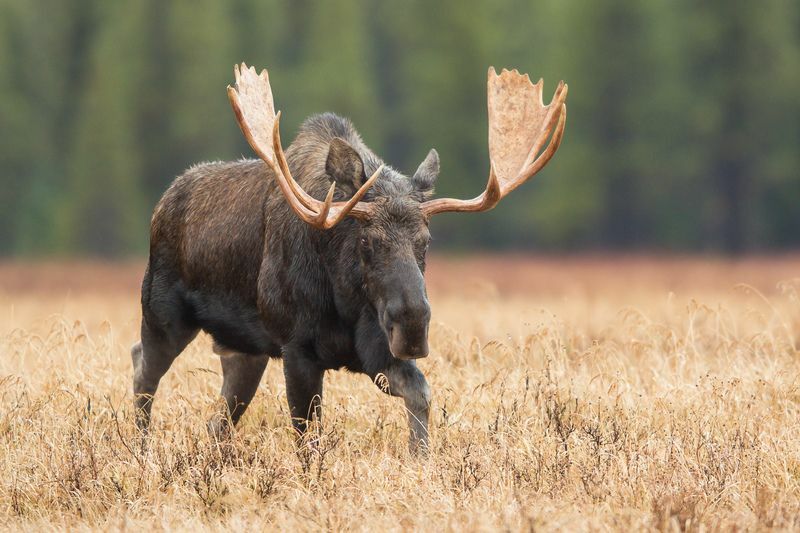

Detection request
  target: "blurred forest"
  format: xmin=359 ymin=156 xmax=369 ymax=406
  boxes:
xmin=0 ymin=0 xmax=798 ymax=256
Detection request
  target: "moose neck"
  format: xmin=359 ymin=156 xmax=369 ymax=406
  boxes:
xmin=303 ymin=220 xmax=370 ymax=325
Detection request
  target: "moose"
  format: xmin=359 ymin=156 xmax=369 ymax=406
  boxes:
xmin=132 ymin=64 xmax=567 ymax=452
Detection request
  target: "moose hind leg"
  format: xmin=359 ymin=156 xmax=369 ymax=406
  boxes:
xmin=133 ymin=319 xmax=197 ymax=432
xmin=208 ymin=349 xmax=269 ymax=439
xmin=375 ymin=360 xmax=431 ymax=453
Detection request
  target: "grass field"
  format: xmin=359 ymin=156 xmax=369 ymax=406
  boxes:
xmin=1 ymin=255 xmax=799 ymax=531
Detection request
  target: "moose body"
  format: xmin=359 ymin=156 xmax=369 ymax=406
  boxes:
xmin=134 ymin=113 xmax=436 ymax=449
xmin=132 ymin=64 xmax=567 ymax=453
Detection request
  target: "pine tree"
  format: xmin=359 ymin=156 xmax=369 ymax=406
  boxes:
xmin=283 ymin=0 xmax=381 ymax=147
xmin=163 ymin=1 xmax=238 ymax=173
xmin=58 ymin=1 xmax=149 ymax=255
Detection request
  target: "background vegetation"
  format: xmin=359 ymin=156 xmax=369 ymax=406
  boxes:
xmin=1 ymin=0 xmax=798 ymax=256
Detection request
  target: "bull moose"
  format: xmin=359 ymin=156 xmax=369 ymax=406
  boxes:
xmin=132 ymin=64 xmax=567 ymax=452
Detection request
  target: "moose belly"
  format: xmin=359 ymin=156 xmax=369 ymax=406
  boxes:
xmin=184 ymin=289 xmax=280 ymax=356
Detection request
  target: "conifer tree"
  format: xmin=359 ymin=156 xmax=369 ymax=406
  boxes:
xmin=58 ymin=1 xmax=149 ymax=255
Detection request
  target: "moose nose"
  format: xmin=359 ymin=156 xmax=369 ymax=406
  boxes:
xmin=386 ymin=297 xmax=431 ymax=326
xmin=385 ymin=298 xmax=431 ymax=360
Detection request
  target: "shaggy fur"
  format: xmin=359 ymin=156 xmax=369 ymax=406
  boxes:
xmin=133 ymin=113 xmax=439 ymax=451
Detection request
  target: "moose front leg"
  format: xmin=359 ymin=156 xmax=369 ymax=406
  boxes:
xmin=282 ymin=348 xmax=324 ymax=438
xmin=375 ymin=360 xmax=431 ymax=453
xmin=208 ymin=351 xmax=269 ymax=440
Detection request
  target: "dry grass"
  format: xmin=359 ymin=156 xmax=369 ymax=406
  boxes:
xmin=1 ymin=255 xmax=799 ymax=531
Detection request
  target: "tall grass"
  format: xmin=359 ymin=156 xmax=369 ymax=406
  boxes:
xmin=1 ymin=258 xmax=799 ymax=530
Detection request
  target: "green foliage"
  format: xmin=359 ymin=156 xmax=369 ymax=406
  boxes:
xmin=0 ymin=0 xmax=798 ymax=255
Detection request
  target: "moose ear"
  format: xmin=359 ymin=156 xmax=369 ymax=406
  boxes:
xmin=412 ymin=148 xmax=439 ymax=197
xmin=326 ymin=138 xmax=366 ymax=191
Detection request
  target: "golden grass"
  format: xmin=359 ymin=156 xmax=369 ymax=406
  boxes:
xmin=1 ymin=256 xmax=799 ymax=531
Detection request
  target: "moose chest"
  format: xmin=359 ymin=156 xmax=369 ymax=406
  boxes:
xmin=310 ymin=322 xmax=362 ymax=371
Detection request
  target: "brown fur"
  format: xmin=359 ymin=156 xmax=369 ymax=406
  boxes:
xmin=135 ymin=112 xmax=439 ymax=451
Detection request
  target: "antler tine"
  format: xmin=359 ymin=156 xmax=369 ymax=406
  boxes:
xmin=421 ymin=69 xmax=568 ymax=216
xmin=323 ymin=164 xmax=384 ymax=225
xmin=521 ymin=81 xmax=568 ymax=172
xmin=313 ymin=183 xmax=336 ymax=227
xmin=271 ymin=111 xmax=384 ymax=224
xmin=272 ymin=111 xmax=318 ymax=211
xmin=228 ymin=64 xmax=381 ymax=229
xmin=518 ymin=102 xmax=567 ymax=186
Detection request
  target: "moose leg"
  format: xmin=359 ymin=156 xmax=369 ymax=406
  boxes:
xmin=283 ymin=350 xmax=324 ymax=437
xmin=374 ymin=360 xmax=431 ymax=453
xmin=208 ymin=351 xmax=269 ymax=439
xmin=132 ymin=318 xmax=198 ymax=432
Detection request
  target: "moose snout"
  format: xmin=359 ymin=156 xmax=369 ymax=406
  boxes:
xmin=385 ymin=299 xmax=431 ymax=360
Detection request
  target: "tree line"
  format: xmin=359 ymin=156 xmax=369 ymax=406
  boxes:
xmin=0 ymin=0 xmax=798 ymax=256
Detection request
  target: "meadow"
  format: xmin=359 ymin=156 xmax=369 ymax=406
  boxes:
xmin=1 ymin=256 xmax=799 ymax=531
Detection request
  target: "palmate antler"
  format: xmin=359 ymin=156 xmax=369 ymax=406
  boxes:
xmin=420 ymin=68 xmax=568 ymax=215
xmin=227 ymin=63 xmax=383 ymax=229
xmin=228 ymin=64 xmax=567 ymax=227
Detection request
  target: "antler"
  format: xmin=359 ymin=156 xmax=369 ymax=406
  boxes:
xmin=227 ymin=63 xmax=382 ymax=229
xmin=421 ymin=68 xmax=568 ymax=216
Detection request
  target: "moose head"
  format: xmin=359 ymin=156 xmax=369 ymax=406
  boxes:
xmin=227 ymin=64 xmax=567 ymax=360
